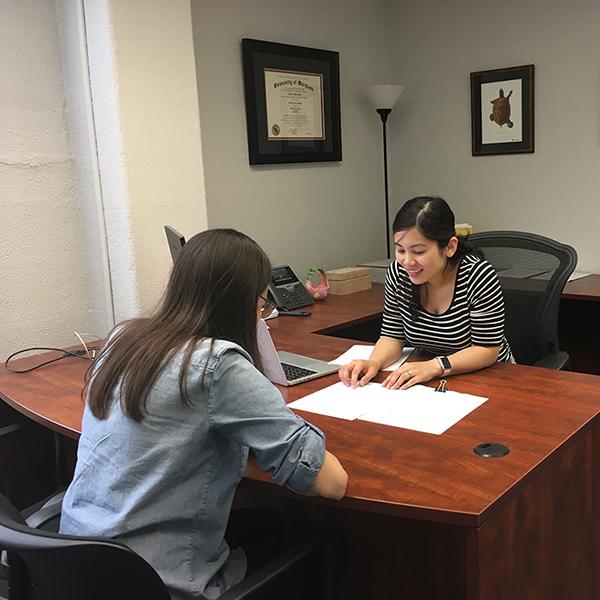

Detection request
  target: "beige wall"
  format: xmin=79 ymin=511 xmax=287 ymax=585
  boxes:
xmin=0 ymin=0 xmax=93 ymax=358
xmin=191 ymin=0 xmax=393 ymax=279
xmin=4 ymin=0 xmax=600 ymax=363
xmin=388 ymin=0 xmax=600 ymax=272
xmin=0 ymin=0 xmax=208 ymax=360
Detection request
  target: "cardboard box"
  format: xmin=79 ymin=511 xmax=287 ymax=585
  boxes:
xmin=356 ymin=259 xmax=392 ymax=285
xmin=326 ymin=267 xmax=372 ymax=295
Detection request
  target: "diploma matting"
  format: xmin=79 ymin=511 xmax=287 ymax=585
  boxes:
xmin=264 ymin=69 xmax=325 ymax=140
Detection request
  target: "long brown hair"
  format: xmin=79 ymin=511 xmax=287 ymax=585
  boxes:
xmin=86 ymin=228 xmax=272 ymax=421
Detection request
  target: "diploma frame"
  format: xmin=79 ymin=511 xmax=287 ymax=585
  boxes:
xmin=242 ymin=38 xmax=342 ymax=165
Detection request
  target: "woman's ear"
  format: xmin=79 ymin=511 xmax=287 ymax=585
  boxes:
xmin=445 ymin=236 xmax=459 ymax=258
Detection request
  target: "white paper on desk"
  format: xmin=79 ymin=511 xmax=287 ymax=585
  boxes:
xmin=329 ymin=345 xmax=414 ymax=371
xmin=287 ymin=381 xmax=377 ymax=420
xmin=288 ymin=381 xmax=487 ymax=434
xmin=359 ymin=385 xmax=488 ymax=435
xmin=568 ymin=271 xmax=591 ymax=282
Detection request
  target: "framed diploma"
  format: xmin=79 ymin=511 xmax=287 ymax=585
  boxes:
xmin=242 ymin=38 xmax=342 ymax=165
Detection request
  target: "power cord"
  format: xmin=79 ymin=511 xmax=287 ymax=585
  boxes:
xmin=73 ymin=331 xmax=102 ymax=359
xmin=5 ymin=346 xmax=99 ymax=374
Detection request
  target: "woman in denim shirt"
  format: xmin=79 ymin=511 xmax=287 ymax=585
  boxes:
xmin=60 ymin=229 xmax=348 ymax=600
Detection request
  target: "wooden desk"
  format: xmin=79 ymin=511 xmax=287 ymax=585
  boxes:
xmin=560 ymin=274 xmax=600 ymax=374
xmin=2 ymin=287 xmax=600 ymax=598
xmin=563 ymin=273 xmax=600 ymax=302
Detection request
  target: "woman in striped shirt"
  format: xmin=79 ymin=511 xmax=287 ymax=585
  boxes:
xmin=339 ymin=196 xmax=514 ymax=390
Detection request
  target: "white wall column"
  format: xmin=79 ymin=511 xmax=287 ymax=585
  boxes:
xmin=59 ymin=0 xmax=209 ymax=328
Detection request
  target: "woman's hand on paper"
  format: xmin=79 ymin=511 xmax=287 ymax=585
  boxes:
xmin=338 ymin=359 xmax=380 ymax=388
xmin=381 ymin=359 xmax=441 ymax=390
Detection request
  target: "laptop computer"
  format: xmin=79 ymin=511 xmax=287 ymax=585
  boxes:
xmin=257 ymin=319 xmax=339 ymax=386
xmin=164 ymin=225 xmax=186 ymax=262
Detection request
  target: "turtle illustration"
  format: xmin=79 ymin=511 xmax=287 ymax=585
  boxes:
xmin=490 ymin=88 xmax=513 ymax=128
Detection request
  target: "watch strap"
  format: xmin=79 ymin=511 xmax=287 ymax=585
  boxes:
xmin=436 ymin=356 xmax=452 ymax=376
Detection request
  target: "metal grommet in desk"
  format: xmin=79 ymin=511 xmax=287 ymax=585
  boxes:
xmin=473 ymin=442 xmax=510 ymax=458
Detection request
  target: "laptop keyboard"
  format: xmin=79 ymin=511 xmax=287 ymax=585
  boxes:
xmin=281 ymin=363 xmax=317 ymax=381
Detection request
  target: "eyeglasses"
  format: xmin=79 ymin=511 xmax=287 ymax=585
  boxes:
xmin=259 ymin=295 xmax=277 ymax=319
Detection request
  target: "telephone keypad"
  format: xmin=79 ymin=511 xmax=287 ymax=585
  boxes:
xmin=278 ymin=284 xmax=313 ymax=309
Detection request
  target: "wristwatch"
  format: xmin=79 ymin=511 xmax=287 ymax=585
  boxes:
xmin=436 ymin=356 xmax=452 ymax=377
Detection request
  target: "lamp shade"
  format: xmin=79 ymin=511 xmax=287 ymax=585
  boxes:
xmin=366 ymin=84 xmax=404 ymax=109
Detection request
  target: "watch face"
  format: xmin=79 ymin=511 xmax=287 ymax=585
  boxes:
xmin=440 ymin=356 xmax=452 ymax=370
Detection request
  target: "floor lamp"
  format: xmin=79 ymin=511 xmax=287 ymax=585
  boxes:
xmin=367 ymin=85 xmax=404 ymax=259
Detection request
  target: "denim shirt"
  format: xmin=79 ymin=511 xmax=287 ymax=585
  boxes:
xmin=60 ymin=339 xmax=325 ymax=600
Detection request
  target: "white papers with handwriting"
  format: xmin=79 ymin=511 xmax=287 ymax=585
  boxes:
xmin=288 ymin=382 xmax=487 ymax=435
xmin=329 ymin=345 xmax=414 ymax=370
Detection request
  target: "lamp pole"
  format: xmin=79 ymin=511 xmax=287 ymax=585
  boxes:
xmin=366 ymin=84 xmax=404 ymax=261
xmin=377 ymin=108 xmax=392 ymax=259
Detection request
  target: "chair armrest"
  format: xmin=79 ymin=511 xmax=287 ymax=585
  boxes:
xmin=25 ymin=490 xmax=65 ymax=529
xmin=533 ymin=351 xmax=570 ymax=370
xmin=1 ymin=490 xmax=65 ymax=595
xmin=219 ymin=536 xmax=322 ymax=600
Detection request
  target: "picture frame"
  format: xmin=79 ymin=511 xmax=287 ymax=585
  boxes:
xmin=470 ymin=65 xmax=534 ymax=156
xmin=241 ymin=38 xmax=342 ymax=165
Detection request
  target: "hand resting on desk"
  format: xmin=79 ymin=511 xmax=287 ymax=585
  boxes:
xmin=380 ymin=360 xmax=442 ymax=390
xmin=339 ymin=336 xmax=427 ymax=388
xmin=339 ymin=357 xmax=442 ymax=391
xmin=339 ymin=336 xmax=501 ymax=390
xmin=338 ymin=359 xmax=381 ymax=388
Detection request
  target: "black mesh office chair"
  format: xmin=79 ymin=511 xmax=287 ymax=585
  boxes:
xmin=470 ymin=231 xmax=577 ymax=369
xmin=0 ymin=493 xmax=329 ymax=600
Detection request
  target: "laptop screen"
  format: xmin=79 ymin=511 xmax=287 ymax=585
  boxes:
xmin=164 ymin=225 xmax=186 ymax=262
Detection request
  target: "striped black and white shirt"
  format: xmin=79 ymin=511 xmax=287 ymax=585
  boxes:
xmin=381 ymin=254 xmax=514 ymax=362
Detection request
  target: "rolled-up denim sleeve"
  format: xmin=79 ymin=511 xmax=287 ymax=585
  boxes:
xmin=206 ymin=350 xmax=325 ymax=494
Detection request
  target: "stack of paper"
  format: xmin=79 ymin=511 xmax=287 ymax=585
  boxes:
xmin=288 ymin=382 xmax=487 ymax=435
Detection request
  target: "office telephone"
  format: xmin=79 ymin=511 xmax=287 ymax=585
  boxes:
xmin=268 ymin=265 xmax=315 ymax=311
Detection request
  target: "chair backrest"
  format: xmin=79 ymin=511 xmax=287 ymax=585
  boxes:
xmin=0 ymin=494 xmax=170 ymax=600
xmin=469 ymin=231 xmax=577 ymax=365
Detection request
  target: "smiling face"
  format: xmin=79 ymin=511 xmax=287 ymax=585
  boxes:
xmin=394 ymin=227 xmax=458 ymax=286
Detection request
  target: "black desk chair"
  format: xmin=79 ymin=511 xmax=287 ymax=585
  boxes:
xmin=0 ymin=493 xmax=329 ymax=600
xmin=0 ymin=401 xmax=61 ymax=512
xmin=470 ymin=230 xmax=577 ymax=369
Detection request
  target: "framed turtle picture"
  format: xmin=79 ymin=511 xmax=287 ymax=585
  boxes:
xmin=470 ymin=65 xmax=534 ymax=156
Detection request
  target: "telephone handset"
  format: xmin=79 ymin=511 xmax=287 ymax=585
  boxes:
xmin=268 ymin=265 xmax=314 ymax=311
